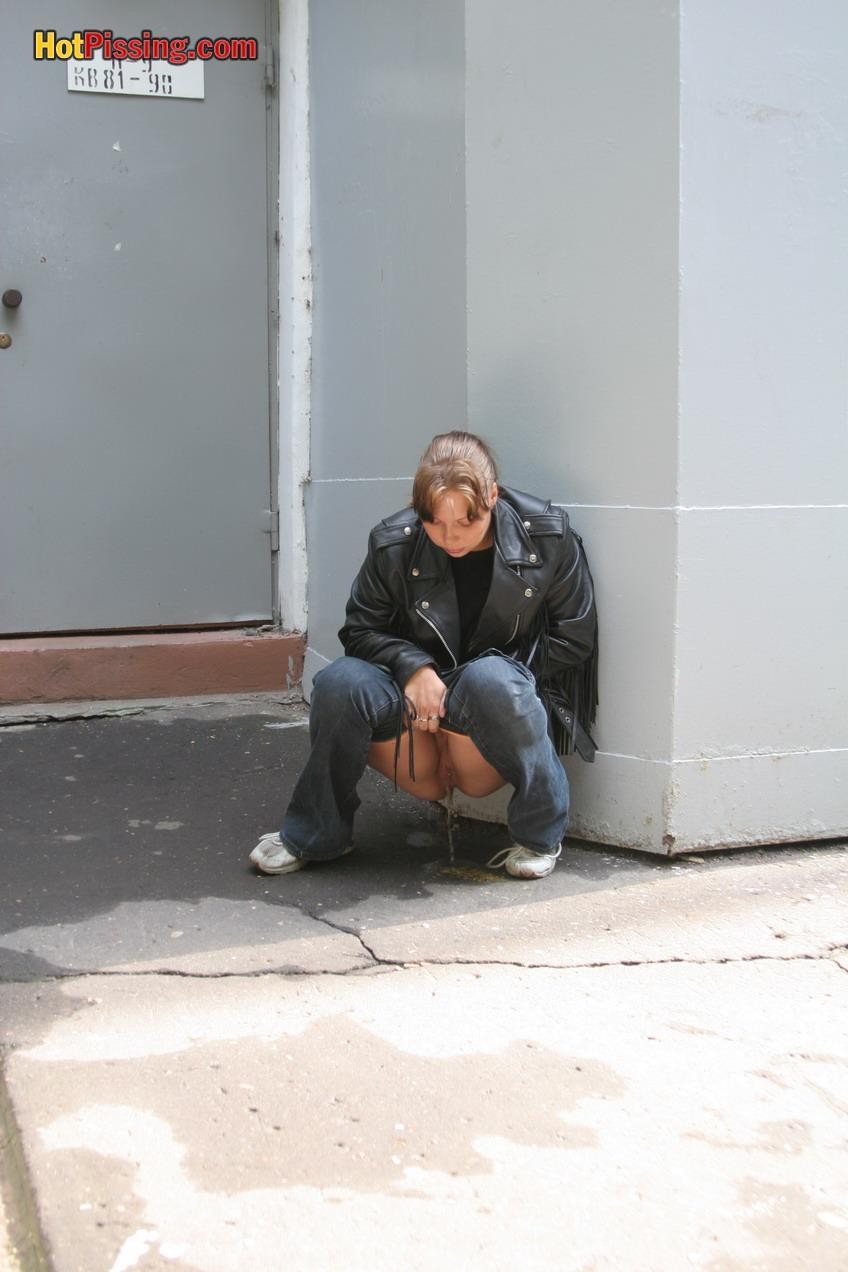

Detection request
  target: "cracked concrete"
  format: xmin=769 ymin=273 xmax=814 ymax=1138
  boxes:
xmin=2 ymin=955 xmax=847 ymax=1272
xmin=0 ymin=898 xmax=371 ymax=980
xmin=1 ymin=700 xmax=846 ymax=1269
xmin=306 ymin=899 xmax=848 ymax=974
xmin=318 ymin=847 xmax=848 ymax=971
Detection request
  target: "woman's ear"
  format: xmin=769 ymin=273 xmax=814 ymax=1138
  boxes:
xmin=489 ymin=483 xmax=499 ymax=507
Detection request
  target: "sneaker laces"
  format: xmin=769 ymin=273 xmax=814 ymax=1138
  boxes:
xmin=487 ymin=844 xmax=562 ymax=869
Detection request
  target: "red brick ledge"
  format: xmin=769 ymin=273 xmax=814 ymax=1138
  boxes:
xmin=0 ymin=630 xmax=305 ymax=705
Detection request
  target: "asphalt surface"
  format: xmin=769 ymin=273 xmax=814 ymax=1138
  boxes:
xmin=0 ymin=694 xmax=683 ymax=983
xmin=1 ymin=695 xmax=846 ymax=1271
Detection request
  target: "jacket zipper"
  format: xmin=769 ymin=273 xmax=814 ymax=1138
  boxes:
xmin=417 ymin=606 xmax=458 ymax=669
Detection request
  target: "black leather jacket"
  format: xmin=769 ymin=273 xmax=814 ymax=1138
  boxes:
xmin=339 ymin=485 xmax=598 ymax=759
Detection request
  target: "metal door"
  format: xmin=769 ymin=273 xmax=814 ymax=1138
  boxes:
xmin=0 ymin=0 xmax=276 ymax=633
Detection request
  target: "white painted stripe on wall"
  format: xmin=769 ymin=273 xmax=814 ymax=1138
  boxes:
xmin=599 ymin=746 xmax=848 ymax=765
xmin=310 ymin=476 xmax=413 ymax=484
xmin=559 ymin=503 xmax=848 ymax=512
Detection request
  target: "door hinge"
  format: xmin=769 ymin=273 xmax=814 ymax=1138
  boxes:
xmin=265 ymin=509 xmax=280 ymax=553
xmin=264 ymin=44 xmax=276 ymax=90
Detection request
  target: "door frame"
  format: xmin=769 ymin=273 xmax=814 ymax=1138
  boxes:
xmin=276 ymin=0 xmax=311 ymax=635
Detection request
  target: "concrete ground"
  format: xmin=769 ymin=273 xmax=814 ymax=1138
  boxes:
xmin=0 ymin=694 xmax=846 ymax=1271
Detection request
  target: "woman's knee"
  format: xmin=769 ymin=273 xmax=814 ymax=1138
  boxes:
xmin=452 ymin=656 xmax=539 ymax=717
xmin=312 ymin=657 xmax=396 ymax=719
xmin=313 ymin=656 xmax=376 ymax=695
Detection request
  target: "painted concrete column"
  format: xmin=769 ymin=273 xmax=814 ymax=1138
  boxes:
xmin=465 ymin=0 xmax=682 ymax=850
xmin=300 ymin=0 xmax=847 ymax=852
xmin=669 ymin=0 xmax=848 ymax=848
xmin=464 ymin=0 xmax=847 ymax=851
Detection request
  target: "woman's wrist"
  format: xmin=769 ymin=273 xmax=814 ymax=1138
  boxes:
xmin=403 ymin=663 xmax=440 ymax=690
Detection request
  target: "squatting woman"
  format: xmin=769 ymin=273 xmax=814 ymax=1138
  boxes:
xmin=250 ymin=431 xmax=598 ymax=880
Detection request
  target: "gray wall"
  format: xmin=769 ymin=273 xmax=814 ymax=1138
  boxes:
xmin=303 ymin=0 xmax=847 ymax=852
xmin=670 ymin=0 xmax=848 ymax=846
xmin=304 ymin=0 xmax=466 ymax=685
xmin=465 ymin=0 xmax=681 ymax=847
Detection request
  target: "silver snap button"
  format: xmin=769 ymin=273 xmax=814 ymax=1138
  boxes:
xmin=403 ymin=525 xmax=412 ymax=536
xmin=411 ymin=567 xmax=420 ymax=577
xmin=421 ymin=600 xmax=430 ymax=609
xmin=524 ymin=520 xmax=531 ymax=529
xmin=524 ymin=588 xmax=533 ymax=598
xmin=529 ymin=553 xmax=537 ymax=563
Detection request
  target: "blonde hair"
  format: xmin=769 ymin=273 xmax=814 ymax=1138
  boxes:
xmin=412 ymin=431 xmax=499 ymax=522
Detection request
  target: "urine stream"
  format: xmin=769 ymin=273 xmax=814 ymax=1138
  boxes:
xmin=445 ymin=786 xmax=457 ymax=865
xmin=437 ymin=788 xmax=507 ymax=883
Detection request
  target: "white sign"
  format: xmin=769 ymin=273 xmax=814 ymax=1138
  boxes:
xmin=67 ymin=53 xmax=204 ymax=100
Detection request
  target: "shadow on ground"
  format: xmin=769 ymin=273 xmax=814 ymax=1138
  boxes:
xmin=0 ymin=707 xmax=822 ymax=980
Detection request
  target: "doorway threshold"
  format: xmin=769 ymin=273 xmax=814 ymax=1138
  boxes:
xmin=0 ymin=628 xmax=304 ymax=707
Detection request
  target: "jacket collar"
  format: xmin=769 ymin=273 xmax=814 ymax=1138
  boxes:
xmin=407 ymin=525 xmax=447 ymax=581
xmin=492 ymin=496 xmax=540 ymax=566
xmin=402 ymin=496 xmax=543 ymax=664
xmin=407 ymin=494 xmax=539 ymax=579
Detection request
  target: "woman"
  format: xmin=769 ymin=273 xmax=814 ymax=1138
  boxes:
xmin=250 ymin=432 xmax=598 ymax=880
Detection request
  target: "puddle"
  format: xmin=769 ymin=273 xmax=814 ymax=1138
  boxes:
xmin=436 ymin=861 xmax=508 ymax=885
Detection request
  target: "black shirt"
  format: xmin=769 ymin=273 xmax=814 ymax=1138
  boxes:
xmin=449 ymin=545 xmax=494 ymax=662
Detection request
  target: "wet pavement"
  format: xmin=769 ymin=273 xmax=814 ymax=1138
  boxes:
xmin=1 ymin=694 xmax=846 ymax=1270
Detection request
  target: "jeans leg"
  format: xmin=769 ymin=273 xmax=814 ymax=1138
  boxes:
xmin=281 ymin=656 xmax=403 ymax=860
xmin=443 ymin=654 xmax=569 ymax=852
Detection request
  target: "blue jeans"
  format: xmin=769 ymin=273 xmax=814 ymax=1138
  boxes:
xmin=281 ymin=653 xmax=570 ymax=860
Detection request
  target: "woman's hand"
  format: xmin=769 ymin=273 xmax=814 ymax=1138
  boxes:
xmin=403 ymin=665 xmax=447 ymax=733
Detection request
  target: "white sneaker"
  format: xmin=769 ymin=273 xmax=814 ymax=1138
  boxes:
xmin=486 ymin=844 xmax=562 ymax=879
xmin=248 ymin=832 xmax=353 ymax=875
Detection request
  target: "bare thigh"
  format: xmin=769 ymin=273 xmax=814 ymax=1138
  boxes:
xmin=441 ymin=731 xmax=506 ymax=798
xmin=368 ymin=730 xmax=506 ymax=801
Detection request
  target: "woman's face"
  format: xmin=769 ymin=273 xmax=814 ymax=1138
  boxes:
xmin=421 ymin=486 xmax=497 ymax=557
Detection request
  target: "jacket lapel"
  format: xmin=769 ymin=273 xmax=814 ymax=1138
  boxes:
xmin=403 ymin=499 xmax=543 ymax=665
xmin=406 ymin=530 xmax=462 ymax=665
xmin=465 ymin=499 xmax=543 ymax=657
